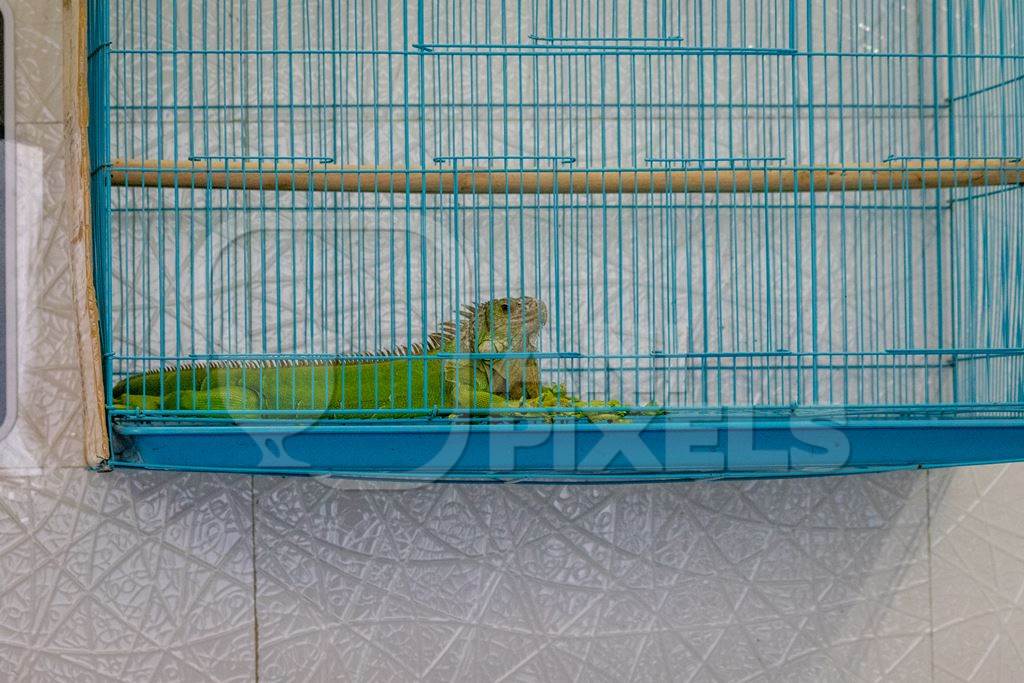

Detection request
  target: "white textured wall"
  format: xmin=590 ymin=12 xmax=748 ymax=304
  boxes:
xmin=2 ymin=2 xmax=1024 ymax=681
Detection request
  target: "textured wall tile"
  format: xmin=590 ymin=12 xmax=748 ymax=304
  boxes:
xmin=255 ymin=472 xmax=930 ymax=682
xmin=13 ymin=21 xmax=63 ymax=124
xmin=10 ymin=0 xmax=61 ymax=26
xmin=930 ymin=464 xmax=1024 ymax=682
xmin=0 ymin=469 xmax=255 ymax=682
xmin=0 ymin=124 xmax=86 ymax=470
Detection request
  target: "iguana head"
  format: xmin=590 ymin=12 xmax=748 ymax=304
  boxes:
xmin=461 ymin=297 xmax=548 ymax=351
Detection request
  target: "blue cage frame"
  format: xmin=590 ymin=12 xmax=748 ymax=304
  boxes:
xmin=87 ymin=0 xmax=1024 ymax=480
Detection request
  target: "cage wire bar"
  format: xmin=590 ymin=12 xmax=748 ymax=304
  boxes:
xmin=87 ymin=0 xmax=1024 ymax=479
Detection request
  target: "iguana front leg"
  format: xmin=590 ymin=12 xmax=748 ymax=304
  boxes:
xmin=445 ymin=345 xmax=520 ymax=413
xmin=500 ymin=359 xmax=541 ymax=401
xmin=450 ymin=360 xmax=519 ymax=411
xmin=471 ymin=338 xmax=541 ymax=403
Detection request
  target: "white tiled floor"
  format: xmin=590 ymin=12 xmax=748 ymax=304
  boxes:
xmin=930 ymin=468 xmax=1024 ymax=682
xmin=3 ymin=1 xmax=1024 ymax=680
xmin=0 ymin=470 xmax=254 ymax=681
xmin=1 ymin=466 xmax=1023 ymax=681
xmin=252 ymin=472 xmax=933 ymax=681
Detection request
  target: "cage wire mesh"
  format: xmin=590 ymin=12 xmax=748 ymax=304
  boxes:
xmin=89 ymin=0 xmax=1024 ymax=434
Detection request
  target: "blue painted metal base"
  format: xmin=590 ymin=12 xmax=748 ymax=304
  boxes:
xmin=108 ymin=417 xmax=1024 ymax=482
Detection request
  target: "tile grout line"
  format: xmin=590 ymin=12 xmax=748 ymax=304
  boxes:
xmin=926 ymin=468 xmax=936 ymax=681
xmin=251 ymin=475 xmax=260 ymax=682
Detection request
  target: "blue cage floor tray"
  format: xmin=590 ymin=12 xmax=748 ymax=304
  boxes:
xmin=108 ymin=416 xmax=1024 ymax=482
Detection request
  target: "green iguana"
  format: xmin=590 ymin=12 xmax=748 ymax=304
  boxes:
xmin=113 ymin=297 xmax=551 ymax=418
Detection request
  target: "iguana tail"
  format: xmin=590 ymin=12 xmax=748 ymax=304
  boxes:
xmin=110 ymin=332 xmax=454 ymax=412
xmin=112 ymin=365 xmax=211 ymax=404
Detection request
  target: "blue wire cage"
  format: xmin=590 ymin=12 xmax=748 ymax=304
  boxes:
xmin=87 ymin=0 xmax=1024 ymax=480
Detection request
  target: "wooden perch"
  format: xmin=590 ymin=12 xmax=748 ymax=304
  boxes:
xmin=108 ymin=158 xmax=1024 ymax=194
